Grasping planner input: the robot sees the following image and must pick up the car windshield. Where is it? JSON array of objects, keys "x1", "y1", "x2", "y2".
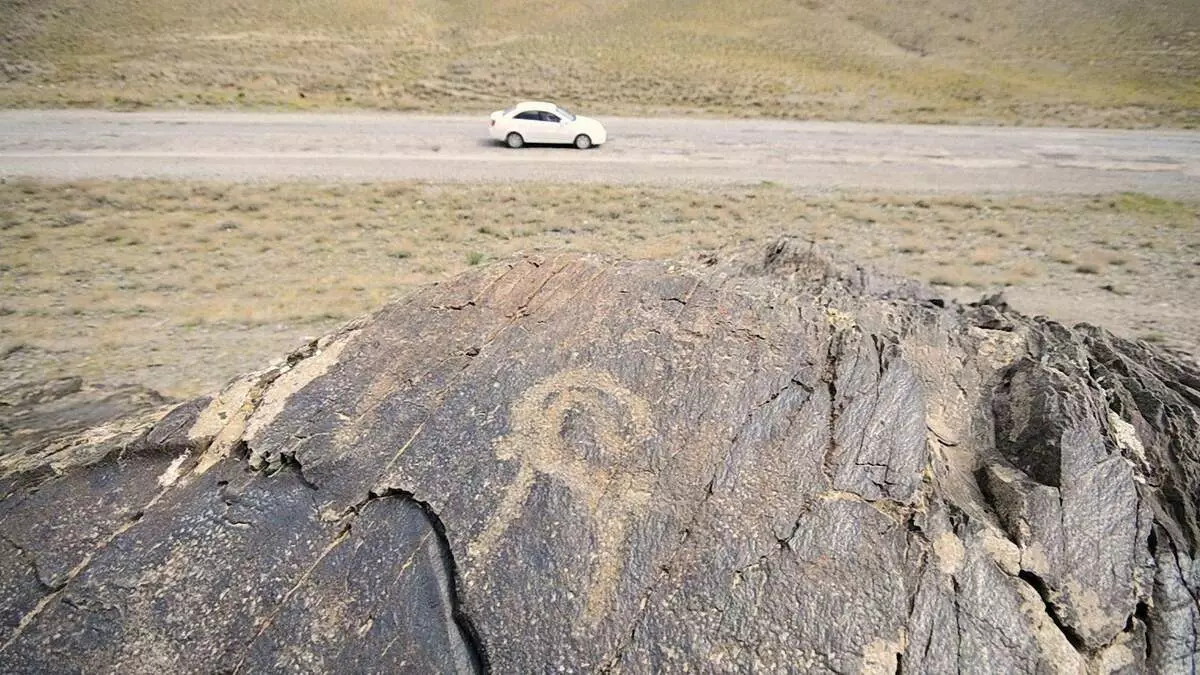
[{"x1": 555, "y1": 107, "x2": 576, "y2": 122}]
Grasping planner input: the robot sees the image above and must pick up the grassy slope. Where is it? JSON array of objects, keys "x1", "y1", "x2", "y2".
[{"x1": 1, "y1": 0, "x2": 1197, "y2": 125}]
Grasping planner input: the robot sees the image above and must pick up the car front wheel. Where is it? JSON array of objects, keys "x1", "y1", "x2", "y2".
[
  {"x1": 506, "y1": 132, "x2": 524, "y2": 149},
  {"x1": 574, "y1": 134, "x2": 592, "y2": 150}
]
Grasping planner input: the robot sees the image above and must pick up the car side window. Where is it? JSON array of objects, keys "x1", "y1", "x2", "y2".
[
  {"x1": 540, "y1": 112, "x2": 561, "y2": 123},
  {"x1": 514, "y1": 111, "x2": 540, "y2": 121}
]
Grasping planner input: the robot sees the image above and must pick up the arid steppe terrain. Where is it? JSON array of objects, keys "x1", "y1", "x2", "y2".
[{"x1": 1, "y1": 178, "x2": 1196, "y2": 399}]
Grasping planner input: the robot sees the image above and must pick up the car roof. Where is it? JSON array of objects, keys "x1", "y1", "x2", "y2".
[{"x1": 512, "y1": 101, "x2": 558, "y2": 112}]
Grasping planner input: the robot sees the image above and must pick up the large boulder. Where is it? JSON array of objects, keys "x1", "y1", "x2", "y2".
[{"x1": 1, "y1": 242, "x2": 1197, "y2": 673}]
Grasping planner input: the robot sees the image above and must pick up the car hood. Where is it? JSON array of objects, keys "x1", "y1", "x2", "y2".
[{"x1": 573, "y1": 115, "x2": 603, "y2": 130}]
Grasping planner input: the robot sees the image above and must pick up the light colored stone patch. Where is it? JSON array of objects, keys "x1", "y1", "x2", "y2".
[
  {"x1": 926, "y1": 416, "x2": 960, "y2": 448},
  {"x1": 981, "y1": 529, "x2": 1022, "y2": 576},
  {"x1": 818, "y1": 490, "x2": 872, "y2": 503},
  {"x1": 932, "y1": 531, "x2": 966, "y2": 576},
  {"x1": 1107, "y1": 411, "x2": 1147, "y2": 464},
  {"x1": 1063, "y1": 581, "x2": 1116, "y2": 645},
  {"x1": 860, "y1": 631, "x2": 906, "y2": 675},
  {"x1": 156, "y1": 453, "x2": 190, "y2": 487},
  {"x1": 188, "y1": 370, "x2": 269, "y2": 476},
  {"x1": 1015, "y1": 581, "x2": 1087, "y2": 675},
  {"x1": 1088, "y1": 632, "x2": 1137, "y2": 674},
  {"x1": 1022, "y1": 543, "x2": 1053, "y2": 578},
  {"x1": 824, "y1": 307, "x2": 857, "y2": 331},
  {"x1": 244, "y1": 333, "x2": 354, "y2": 444},
  {"x1": 968, "y1": 327, "x2": 1027, "y2": 369},
  {"x1": 186, "y1": 330, "x2": 362, "y2": 477},
  {"x1": 985, "y1": 463, "x2": 1035, "y2": 543},
  {"x1": 987, "y1": 462, "x2": 1021, "y2": 484},
  {"x1": 187, "y1": 373, "x2": 256, "y2": 444},
  {"x1": 1106, "y1": 412, "x2": 1144, "y2": 456}
]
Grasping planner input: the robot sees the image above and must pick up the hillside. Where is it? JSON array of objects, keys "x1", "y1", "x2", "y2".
[{"x1": 1, "y1": 0, "x2": 1198, "y2": 125}]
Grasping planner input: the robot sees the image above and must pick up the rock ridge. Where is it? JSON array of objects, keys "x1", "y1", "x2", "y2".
[{"x1": 0, "y1": 241, "x2": 1196, "y2": 672}]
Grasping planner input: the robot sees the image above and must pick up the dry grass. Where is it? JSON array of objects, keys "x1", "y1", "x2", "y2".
[
  {"x1": 1048, "y1": 247, "x2": 1077, "y2": 265},
  {"x1": 1, "y1": 180, "x2": 1197, "y2": 397},
  {"x1": 1, "y1": 0, "x2": 1197, "y2": 126},
  {"x1": 929, "y1": 264, "x2": 987, "y2": 289},
  {"x1": 1007, "y1": 260, "x2": 1042, "y2": 280},
  {"x1": 967, "y1": 246, "x2": 1002, "y2": 266}
]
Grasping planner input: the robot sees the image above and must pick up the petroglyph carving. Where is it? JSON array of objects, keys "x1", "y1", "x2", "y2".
[{"x1": 469, "y1": 368, "x2": 655, "y2": 622}]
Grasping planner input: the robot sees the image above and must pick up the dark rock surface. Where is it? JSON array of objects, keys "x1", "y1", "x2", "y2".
[{"x1": 1, "y1": 242, "x2": 1197, "y2": 673}]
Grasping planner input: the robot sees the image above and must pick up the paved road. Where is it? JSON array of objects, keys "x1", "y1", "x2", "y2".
[{"x1": 1, "y1": 110, "x2": 1198, "y2": 197}]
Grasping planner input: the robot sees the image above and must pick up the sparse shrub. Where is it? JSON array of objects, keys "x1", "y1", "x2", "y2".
[
  {"x1": 1112, "y1": 193, "x2": 1192, "y2": 218},
  {"x1": 1073, "y1": 250, "x2": 1117, "y2": 275},
  {"x1": 49, "y1": 211, "x2": 88, "y2": 228},
  {"x1": 928, "y1": 265, "x2": 984, "y2": 287},
  {"x1": 979, "y1": 220, "x2": 1017, "y2": 238},
  {"x1": 228, "y1": 201, "x2": 265, "y2": 213},
  {"x1": 1048, "y1": 248, "x2": 1075, "y2": 265},
  {"x1": 1009, "y1": 260, "x2": 1041, "y2": 279}
]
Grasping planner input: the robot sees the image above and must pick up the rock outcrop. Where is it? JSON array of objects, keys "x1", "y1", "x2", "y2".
[{"x1": 1, "y1": 242, "x2": 1197, "y2": 673}]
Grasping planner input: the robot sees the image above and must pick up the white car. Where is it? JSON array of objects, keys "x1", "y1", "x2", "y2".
[{"x1": 489, "y1": 102, "x2": 607, "y2": 149}]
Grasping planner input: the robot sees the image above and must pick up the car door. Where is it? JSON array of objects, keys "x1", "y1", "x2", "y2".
[
  {"x1": 512, "y1": 111, "x2": 544, "y2": 143},
  {"x1": 539, "y1": 111, "x2": 571, "y2": 143}
]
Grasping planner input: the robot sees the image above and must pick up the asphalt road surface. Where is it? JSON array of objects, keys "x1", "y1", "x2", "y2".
[{"x1": 1, "y1": 110, "x2": 1198, "y2": 197}]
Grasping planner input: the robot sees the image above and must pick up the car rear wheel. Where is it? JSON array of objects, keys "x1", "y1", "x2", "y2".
[
  {"x1": 506, "y1": 132, "x2": 524, "y2": 149},
  {"x1": 574, "y1": 134, "x2": 592, "y2": 150}
]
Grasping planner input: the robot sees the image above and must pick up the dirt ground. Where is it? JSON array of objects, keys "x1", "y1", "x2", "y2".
[{"x1": 1, "y1": 179, "x2": 1197, "y2": 400}]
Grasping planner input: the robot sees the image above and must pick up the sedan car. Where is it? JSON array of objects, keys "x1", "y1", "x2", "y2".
[{"x1": 489, "y1": 102, "x2": 607, "y2": 149}]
